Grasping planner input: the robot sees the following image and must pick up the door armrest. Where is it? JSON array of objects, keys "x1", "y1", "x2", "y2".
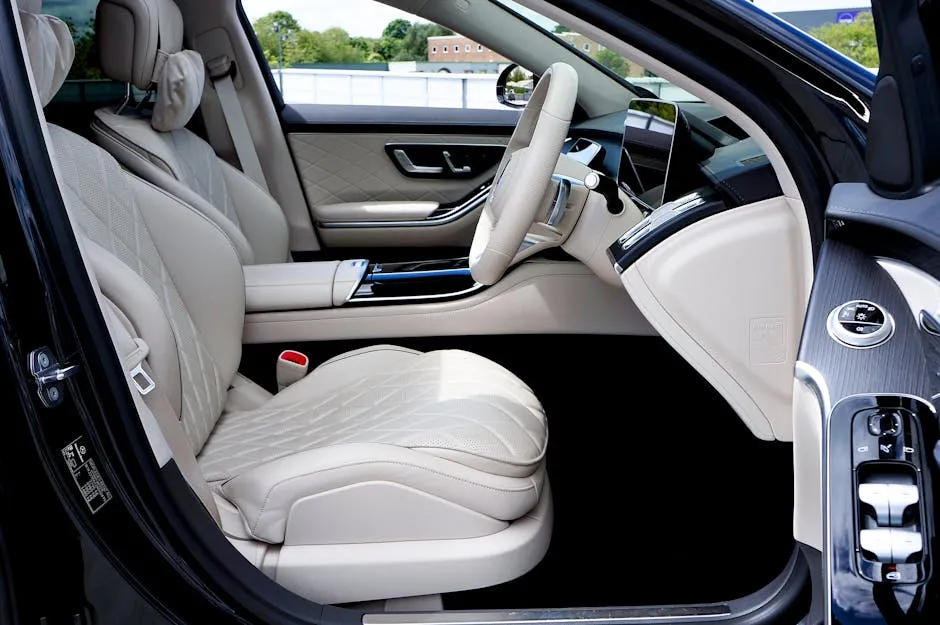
[{"x1": 316, "y1": 201, "x2": 439, "y2": 224}]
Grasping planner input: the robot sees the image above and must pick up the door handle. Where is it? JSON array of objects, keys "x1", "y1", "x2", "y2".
[
  {"x1": 443, "y1": 151, "x2": 472, "y2": 175},
  {"x1": 393, "y1": 149, "x2": 443, "y2": 175}
]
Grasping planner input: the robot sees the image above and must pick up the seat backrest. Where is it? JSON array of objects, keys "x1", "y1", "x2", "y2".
[
  {"x1": 91, "y1": 0, "x2": 289, "y2": 265},
  {"x1": 21, "y1": 6, "x2": 245, "y2": 456}
]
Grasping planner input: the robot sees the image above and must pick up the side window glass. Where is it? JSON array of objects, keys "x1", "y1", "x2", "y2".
[
  {"x1": 243, "y1": 1, "x2": 520, "y2": 109},
  {"x1": 44, "y1": 2, "x2": 128, "y2": 105}
]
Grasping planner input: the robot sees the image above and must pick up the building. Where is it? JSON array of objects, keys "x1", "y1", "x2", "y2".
[
  {"x1": 557, "y1": 31, "x2": 648, "y2": 78},
  {"x1": 427, "y1": 35, "x2": 509, "y2": 63},
  {"x1": 557, "y1": 32, "x2": 600, "y2": 57},
  {"x1": 774, "y1": 6, "x2": 871, "y2": 30}
]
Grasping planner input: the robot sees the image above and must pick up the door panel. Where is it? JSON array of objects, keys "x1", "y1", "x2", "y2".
[
  {"x1": 284, "y1": 104, "x2": 516, "y2": 249},
  {"x1": 289, "y1": 132, "x2": 509, "y2": 247}
]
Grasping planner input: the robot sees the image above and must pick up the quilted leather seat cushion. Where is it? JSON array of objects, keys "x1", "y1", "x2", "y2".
[
  {"x1": 199, "y1": 347, "x2": 547, "y2": 481},
  {"x1": 197, "y1": 347, "x2": 548, "y2": 543}
]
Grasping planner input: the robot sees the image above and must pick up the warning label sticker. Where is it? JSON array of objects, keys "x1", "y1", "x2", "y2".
[{"x1": 61, "y1": 437, "x2": 112, "y2": 514}]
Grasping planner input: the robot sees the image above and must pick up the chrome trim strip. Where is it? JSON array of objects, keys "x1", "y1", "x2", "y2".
[
  {"x1": 320, "y1": 185, "x2": 491, "y2": 229},
  {"x1": 793, "y1": 361, "x2": 831, "y2": 625},
  {"x1": 363, "y1": 606, "x2": 730, "y2": 625},
  {"x1": 394, "y1": 149, "x2": 444, "y2": 175},
  {"x1": 371, "y1": 268, "x2": 471, "y2": 281},
  {"x1": 547, "y1": 177, "x2": 571, "y2": 226},
  {"x1": 343, "y1": 259, "x2": 370, "y2": 304},
  {"x1": 349, "y1": 282, "x2": 485, "y2": 304},
  {"x1": 443, "y1": 150, "x2": 472, "y2": 174}
]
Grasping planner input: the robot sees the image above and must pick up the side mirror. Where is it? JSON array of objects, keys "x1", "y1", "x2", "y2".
[
  {"x1": 617, "y1": 98, "x2": 680, "y2": 210},
  {"x1": 497, "y1": 64, "x2": 537, "y2": 108}
]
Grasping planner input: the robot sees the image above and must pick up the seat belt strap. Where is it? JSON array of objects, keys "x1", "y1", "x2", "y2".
[{"x1": 206, "y1": 55, "x2": 269, "y2": 193}]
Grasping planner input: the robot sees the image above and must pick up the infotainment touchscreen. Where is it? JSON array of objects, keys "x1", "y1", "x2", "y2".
[{"x1": 617, "y1": 99, "x2": 678, "y2": 210}]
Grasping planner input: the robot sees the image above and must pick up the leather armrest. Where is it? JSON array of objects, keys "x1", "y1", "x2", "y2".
[
  {"x1": 316, "y1": 201, "x2": 439, "y2": 224},
  {"x1": 244, "y1": 260, "x2": 367, "y2": 312}
]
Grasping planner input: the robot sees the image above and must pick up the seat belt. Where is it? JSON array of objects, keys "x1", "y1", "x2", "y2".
[
  {"x1": 206, "y1": 55, "x2": 269, "y2": 193},
  {"x1": 104, "y1": 304, "x2": 221, "y2": 524}
]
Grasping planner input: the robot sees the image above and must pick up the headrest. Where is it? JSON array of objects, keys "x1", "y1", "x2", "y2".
[
  {"x1": 18, "y1": 0, "x2": 42, "y2": 13},
  {"x1": 97, "y1": 0, "x2": 184, "y2": 90},
  {"x1": 19, "y1": 11, "x2": 74, "y2": 107},
  {"x1": 152, "y1": 50, "x2": 205, "y2": 131}
]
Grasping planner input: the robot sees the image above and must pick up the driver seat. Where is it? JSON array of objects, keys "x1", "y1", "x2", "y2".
[
  {"x1": 90, "y1": 0, "x2": 289, "y2": 265},
  {"x1": 20, "y1": 5, "x2": 551, "y2": 605}
]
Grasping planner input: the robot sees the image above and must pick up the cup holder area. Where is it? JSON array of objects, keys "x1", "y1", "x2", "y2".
[{"x1": 349, "y1": 257, "x2": 481, "y2": 304}]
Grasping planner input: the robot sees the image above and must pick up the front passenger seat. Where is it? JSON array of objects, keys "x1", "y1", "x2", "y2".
[
  {"x1": 21, "y1": 4, "x2": 551, "y2": 605},
  {"x1": 91, "y1": 0, "x2": 289, "y2": 265}
]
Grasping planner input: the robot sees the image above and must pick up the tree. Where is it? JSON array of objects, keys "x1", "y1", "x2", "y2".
[
  {"x1": 810, "y1": 12, "x2": 879, "y2": 68},
  {"x1": 552, "y1": 24, "x2": 569, "y2": 34},
  {"x1": 382, "y1": 18, "x2": 411, "y2": 41},
  {"x1": 313, "y1": 28, "x2": 368, "y2": 63},
  {"x1": 390, "y1": 22, "x2": 453, "y2": 61},
  {"x1": 61, "y1": 13, "x2": 102, "y2": 80},
  {"x1": 508, "y1": 68, "x2": 527, "y2": 83},
  {"x1": 252, "y1": 11, "x2": 303, "y2": 66},
  {"x1": 596, "y1": 48, "x2": 631, "y2": 77}
]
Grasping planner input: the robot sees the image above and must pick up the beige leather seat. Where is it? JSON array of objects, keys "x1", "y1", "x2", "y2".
[
  {"x1": 90, "y1": 0, "x2": 289, "y2": 265},
  {"x1": 20, "y1": 5, "x2": 551, "y2": 605}
]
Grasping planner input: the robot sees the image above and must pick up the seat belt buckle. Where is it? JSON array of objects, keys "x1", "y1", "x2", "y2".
[
  {"x1": 277, "y1": 350, "x2": 309, "y2": 391},
  {"x1": 129, "y1": 363, "x2": 156, "y2": 395}
]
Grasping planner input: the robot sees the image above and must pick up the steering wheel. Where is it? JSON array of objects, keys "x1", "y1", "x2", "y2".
[{"x1": 469, "y1": 62, "x2": 579, "y2": 285}]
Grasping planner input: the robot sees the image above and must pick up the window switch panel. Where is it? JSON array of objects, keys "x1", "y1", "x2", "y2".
[
  {"x1": 860, "y1": 528, "x2": 923, "y2": 563},
  {"x1": 858, "y1": 483, "x2": 920, "y2": 527},
  {"x1": 888, "y1": 484, "x2": 919, "y2": 526},
  {"x1": 859, "y1": 483, "x2": 891, "y2": 525}
]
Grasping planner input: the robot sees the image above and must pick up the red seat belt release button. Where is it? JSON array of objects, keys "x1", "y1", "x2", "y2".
[{"x1": 277, "y1": 350, "x2": 309, "y2": 391}]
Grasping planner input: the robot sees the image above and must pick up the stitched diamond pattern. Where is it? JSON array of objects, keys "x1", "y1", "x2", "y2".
[
  {"x1": 198, "y1": 350, "x2": 547, "y2": 482},
  {"x1": 289, "y1": 134, "x2": 505, "y2": 208},
  {"x1": 164, "y1": 129, "x2": 241, "y2": 227},
  {"x1": 51, "y1": 126, "x2": 226, "y2": 452}
]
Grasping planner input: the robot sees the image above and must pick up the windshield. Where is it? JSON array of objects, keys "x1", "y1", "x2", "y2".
[{"x1": 491, "y1": 0, "x2": 703, "y2": 102}]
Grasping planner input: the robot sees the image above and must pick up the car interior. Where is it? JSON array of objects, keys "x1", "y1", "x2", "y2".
[{"x1": 12, "y1": 0, "x2": 816, "y2": 616}]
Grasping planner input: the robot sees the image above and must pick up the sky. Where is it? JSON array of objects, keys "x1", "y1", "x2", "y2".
[
  {"x1": 240, "y1": 0, "x2": 873, "y2": 38},
  {"x1": 240, "y1": 0, "x2": 426, "y2": 37}
]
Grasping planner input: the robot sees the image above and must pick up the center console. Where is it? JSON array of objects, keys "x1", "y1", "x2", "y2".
[
  {"x1": 347, "y1": 258, "x2": 481, "y2": 304},
  {"x1": 243, "y1": 257, "x2": 482, "y2": 313}
]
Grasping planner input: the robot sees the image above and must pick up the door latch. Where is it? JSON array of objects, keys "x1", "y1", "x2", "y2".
[{"x1": 28, "y1": 347, "x2": 80, "y2": 408}]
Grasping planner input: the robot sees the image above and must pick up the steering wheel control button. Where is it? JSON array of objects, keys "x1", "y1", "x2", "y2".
[{"x1": 827, "y1": 300, "x2": 894, "y2": 348}]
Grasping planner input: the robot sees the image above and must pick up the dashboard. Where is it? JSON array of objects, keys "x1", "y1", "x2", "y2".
[{"x1": 562, "y1": 101, "x2": 782, "y2": 274}]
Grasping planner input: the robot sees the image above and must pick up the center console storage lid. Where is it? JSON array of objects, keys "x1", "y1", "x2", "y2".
[{"x1": 244, "y1": 260, "x2": 367, "y2": 312}]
